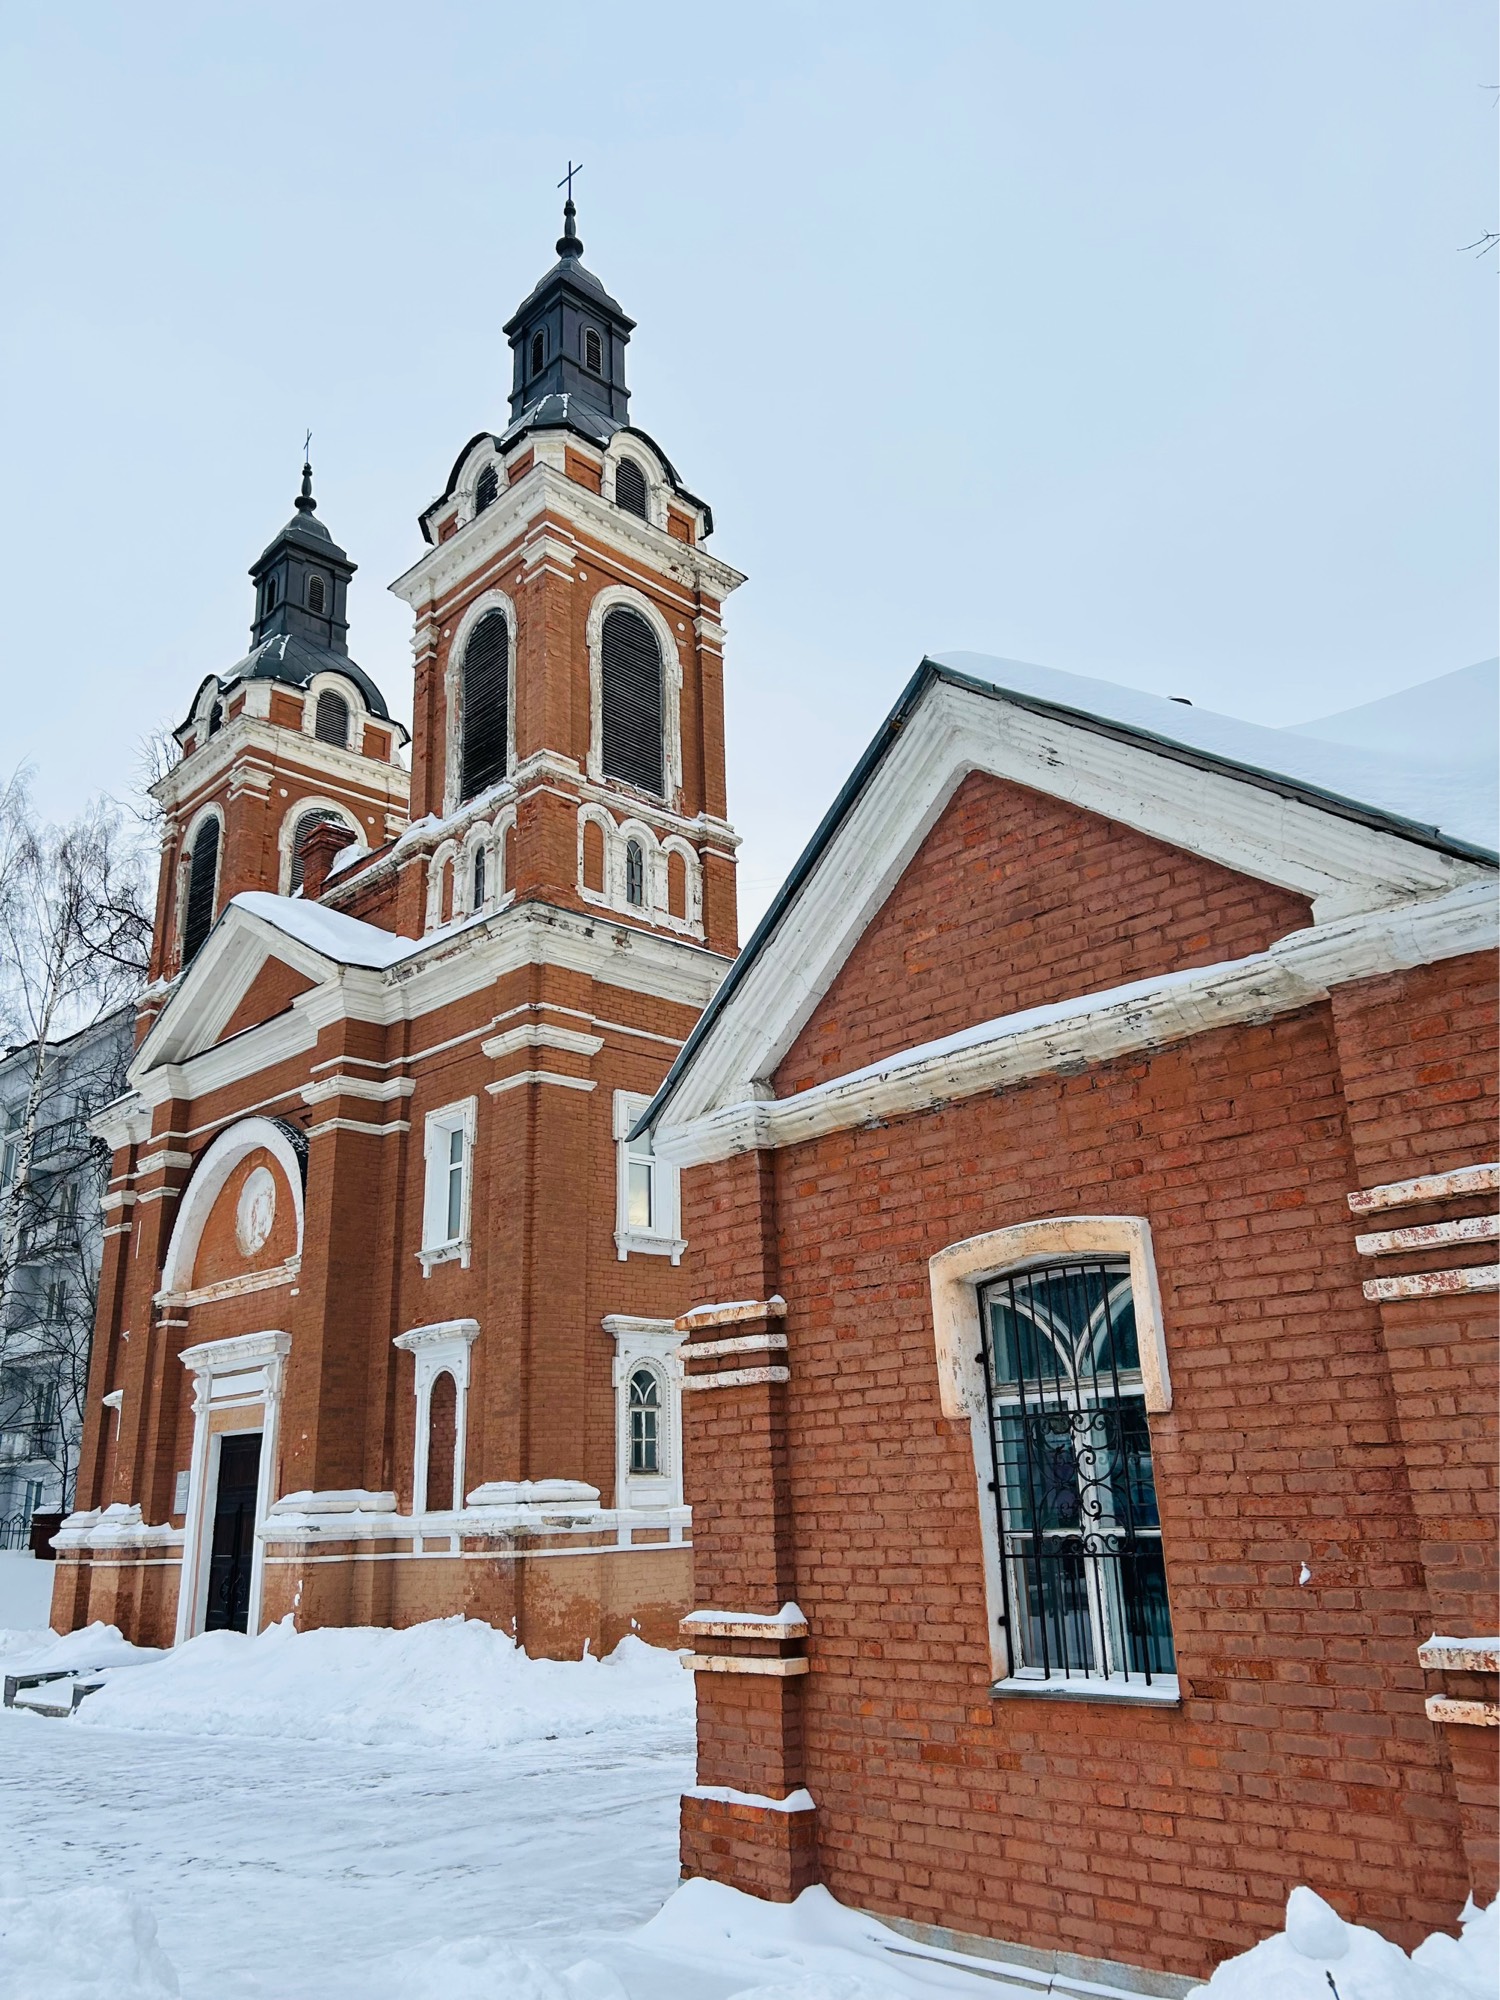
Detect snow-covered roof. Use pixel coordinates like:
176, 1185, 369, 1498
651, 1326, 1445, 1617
231, 892, 418, 970
933, 653, 1498, 857
638, 652, 1497, 1140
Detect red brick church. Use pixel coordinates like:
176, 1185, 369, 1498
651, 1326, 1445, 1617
645, 655, 1498, 1988
55, 196, 744, 1654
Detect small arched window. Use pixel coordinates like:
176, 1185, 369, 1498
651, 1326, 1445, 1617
601, 606, 664, 796
459, 611, 510, 802
181, 818, 220, 965
628, 1367, 660, 1475
314, 690, 350, 748
471, 844, 486, 910
614, 458, 648, 520
263, 574, 279, 613
474, 464, 499, 515
624, 838, 646, 908
425, 1370, 458, 1514
584, 328, 603, 374
289, 809, 342, 893
529, 329, 546, 376
207, 701, 224, 738
306, 574, 327, 614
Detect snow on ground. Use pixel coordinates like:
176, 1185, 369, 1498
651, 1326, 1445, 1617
0, 1549, 58, 1635
0, 1620, 1491, 2000
1183, 1885, 1497, 1999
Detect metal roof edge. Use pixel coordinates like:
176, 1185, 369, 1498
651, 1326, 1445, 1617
633, 656, 1498, 1141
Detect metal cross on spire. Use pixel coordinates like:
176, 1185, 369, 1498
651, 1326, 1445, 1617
557, 160, 583, 201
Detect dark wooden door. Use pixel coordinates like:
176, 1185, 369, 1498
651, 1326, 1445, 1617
204, 1432, 262, 1633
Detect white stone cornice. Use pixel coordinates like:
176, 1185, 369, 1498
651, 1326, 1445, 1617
481, 1024, 604, 1060
130, 898, 730, 1101
657, 678, 1496, 1129
388, 460, 746, 610
654, 879, 1499, 1168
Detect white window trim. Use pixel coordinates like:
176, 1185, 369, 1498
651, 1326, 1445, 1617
584, 585, 683, 804
301, 671, 366, 743
277, 796, 363, 895
443, 588, 519, 817
927, 1216, 1174, 1691
613, 1090, 684, 1264
603, 1314, 683, 1510
419, 1098, 477, 1273
393, 1318, 478, 1519
175, 802, 225, 962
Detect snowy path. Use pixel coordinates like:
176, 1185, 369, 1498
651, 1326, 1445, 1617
0, 1707, 730, 1998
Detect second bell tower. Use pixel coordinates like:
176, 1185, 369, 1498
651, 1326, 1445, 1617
383, 195, 744, 958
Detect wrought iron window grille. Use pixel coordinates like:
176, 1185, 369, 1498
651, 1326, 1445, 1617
979, 1259, 1175, 1690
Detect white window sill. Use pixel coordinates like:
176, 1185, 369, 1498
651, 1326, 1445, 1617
614, 1229, 686, 1266
991, 1673, 1180, 1707
417, 1241, 470, 1277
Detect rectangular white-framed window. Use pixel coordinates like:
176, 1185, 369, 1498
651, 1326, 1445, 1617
419, 1098, 477, 1274
612, 1091, 684, 1264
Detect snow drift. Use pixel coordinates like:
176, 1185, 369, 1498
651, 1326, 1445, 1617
76, 1615, 691, 1754
1184, 1886, 1498, 1999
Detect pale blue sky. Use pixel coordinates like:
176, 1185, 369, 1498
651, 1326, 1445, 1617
2, 2, 1494, 922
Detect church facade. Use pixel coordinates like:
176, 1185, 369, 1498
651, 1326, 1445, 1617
54, 199, 742, 1655
646, 658, 1498, 1988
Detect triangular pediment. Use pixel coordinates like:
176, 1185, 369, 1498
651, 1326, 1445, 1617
652, 660, 1495, 1133
131, 904, 345, 1082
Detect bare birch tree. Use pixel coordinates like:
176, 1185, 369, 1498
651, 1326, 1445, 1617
0, 772, 152, 1519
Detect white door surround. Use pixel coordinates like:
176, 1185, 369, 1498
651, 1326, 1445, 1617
174, 1330, 291, 1645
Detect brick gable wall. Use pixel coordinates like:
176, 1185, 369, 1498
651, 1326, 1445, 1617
777, 769, 1313, 1095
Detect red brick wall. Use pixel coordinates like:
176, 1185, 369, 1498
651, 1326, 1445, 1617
777, 771, 1312, 1094
683, 996, 1484, 1976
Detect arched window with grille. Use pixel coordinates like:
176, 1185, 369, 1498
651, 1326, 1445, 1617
584, 328, 603, 374
474, 464, 499, 515
458, 611, 509, 802
471, 843, 486, 911
614, 458, 648, 520
624, 838, 646, 908
314, 690, 349, 747
977, 1259, 1175, 1689
181, 818, 220, 965
306, 574, 327, 614
289, 809, 342, 893
600, 607, 663, 796
628, 1367, 661, 1475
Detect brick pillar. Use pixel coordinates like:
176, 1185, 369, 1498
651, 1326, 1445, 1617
1328, 959, 1499, 1905
676, 1151, 818, 1901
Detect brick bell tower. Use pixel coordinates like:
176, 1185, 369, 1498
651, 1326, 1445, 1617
383, 190, 744, 956
143, 463, 411, 1016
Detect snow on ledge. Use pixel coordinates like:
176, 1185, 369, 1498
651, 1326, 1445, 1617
685, 1784, 816, 1813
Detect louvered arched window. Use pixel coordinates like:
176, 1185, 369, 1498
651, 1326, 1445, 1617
474, 464, 499, 515
600, 608, 663, 796
289, 809, 342, 893
614, 458, 648, 520
314, 690, 349, 747
306, 574, 327, 613
181, 818, 220, 965
529, 329, 545, 376
584, 328, 603, 374
459, 612, 510, 802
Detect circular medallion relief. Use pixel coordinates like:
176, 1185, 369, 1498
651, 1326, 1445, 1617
235, 1165, 278, 1258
